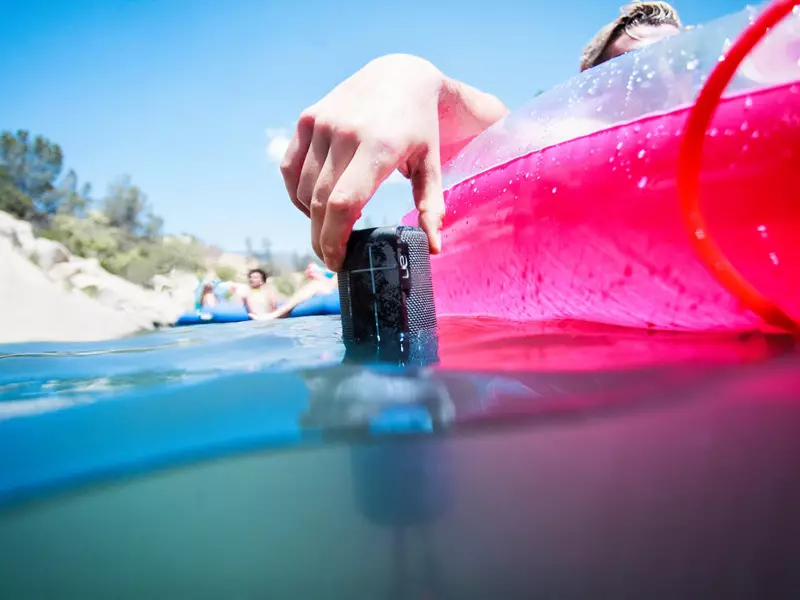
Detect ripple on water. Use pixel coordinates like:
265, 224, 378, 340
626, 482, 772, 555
0, 317, 345, 418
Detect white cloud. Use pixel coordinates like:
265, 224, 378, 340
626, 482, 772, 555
265, 129, 291, 163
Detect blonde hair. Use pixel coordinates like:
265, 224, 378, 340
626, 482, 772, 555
580, 2, 683, 72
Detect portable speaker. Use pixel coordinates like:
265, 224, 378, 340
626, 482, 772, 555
338, 226, 439, 366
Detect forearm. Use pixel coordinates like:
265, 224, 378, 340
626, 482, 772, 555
271, 284, 319, 319
437, 76, 509, 163
270, 303, 297, 319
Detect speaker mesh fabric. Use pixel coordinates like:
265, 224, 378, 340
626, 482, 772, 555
399, 226, 437, 333
338, 272, 354, 341
399, 227, 438, 365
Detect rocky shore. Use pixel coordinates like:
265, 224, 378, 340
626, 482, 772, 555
0, 211, 198, 344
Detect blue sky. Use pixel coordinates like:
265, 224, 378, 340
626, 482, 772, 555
1, 0, 746, 253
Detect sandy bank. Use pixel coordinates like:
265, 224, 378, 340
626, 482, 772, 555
0, 237, 144, 344
0, 211, 196, 345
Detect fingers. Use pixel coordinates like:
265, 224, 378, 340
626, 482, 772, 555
318, 142, 398, 270
310, 134, 359, 261
410, 144, 445, 254
296, 128, 331, 218
280, 114, 315, 217
283, 104, 445, 269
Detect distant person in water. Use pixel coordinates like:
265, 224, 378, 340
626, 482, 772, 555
279, 2, 686, 270
241, 268, 278, 319
260, 262, 337, 320
199, 281, 217, 309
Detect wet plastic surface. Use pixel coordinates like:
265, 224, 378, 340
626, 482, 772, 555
403, 3, 800, 331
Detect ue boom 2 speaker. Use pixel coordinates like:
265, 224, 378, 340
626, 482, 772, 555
338, 226, 439, 367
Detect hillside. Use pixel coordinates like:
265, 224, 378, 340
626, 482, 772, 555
0, 129, 317, 343
0, 210, 198, 343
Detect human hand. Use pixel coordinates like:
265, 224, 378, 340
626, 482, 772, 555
305, 262, 325, 281
281, 54, 447, 271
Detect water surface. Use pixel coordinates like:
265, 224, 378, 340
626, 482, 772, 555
1, 317, 799, 599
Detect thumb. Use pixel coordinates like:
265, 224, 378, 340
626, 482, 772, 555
410, 143, 445, 254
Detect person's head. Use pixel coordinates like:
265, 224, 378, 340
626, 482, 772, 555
580, 2, 683, 72
248, 268, 267, 288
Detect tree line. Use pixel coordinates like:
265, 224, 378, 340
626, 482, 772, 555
0, 129, 206, 286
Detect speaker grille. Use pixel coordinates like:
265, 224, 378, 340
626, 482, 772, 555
338, 272, 354, 341
400, 226, 437, 333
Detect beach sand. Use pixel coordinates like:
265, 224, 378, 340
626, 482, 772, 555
0, 237, 143, 345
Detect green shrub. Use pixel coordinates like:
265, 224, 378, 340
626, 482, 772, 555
215, 265, 237, 282
272, 275, 298, 297
82, 285, 99, 299
0, 174, 34, 220
40, 212, 206, 287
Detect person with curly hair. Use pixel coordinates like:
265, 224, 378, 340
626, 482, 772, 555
580, 2, 683, 72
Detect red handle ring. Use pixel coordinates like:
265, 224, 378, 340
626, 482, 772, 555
677, 0, 800, 334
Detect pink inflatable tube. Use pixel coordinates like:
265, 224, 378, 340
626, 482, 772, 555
402, 0, 800, 333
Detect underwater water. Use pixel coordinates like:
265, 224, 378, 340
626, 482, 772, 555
1, 316, 800, 599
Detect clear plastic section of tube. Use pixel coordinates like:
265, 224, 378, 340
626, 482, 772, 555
443, 1, 800, 190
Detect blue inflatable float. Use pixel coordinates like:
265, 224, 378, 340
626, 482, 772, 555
174, 303, 251, 327
285, 290, 341, 318
174, 291, 341, 327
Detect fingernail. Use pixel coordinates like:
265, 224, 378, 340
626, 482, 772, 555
431, 229, 442, 254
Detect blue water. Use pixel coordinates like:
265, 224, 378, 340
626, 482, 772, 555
0, 316, 348, 420
1, 318, 800, 599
